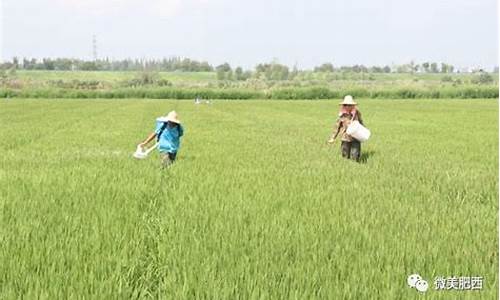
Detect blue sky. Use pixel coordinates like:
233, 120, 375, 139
1, 0, 498, 69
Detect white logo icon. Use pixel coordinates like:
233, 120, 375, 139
415, 279, 429, 292
407, 274, 422, 288
407, 274, 428, 293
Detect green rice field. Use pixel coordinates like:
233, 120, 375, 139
0, 99, 498, 299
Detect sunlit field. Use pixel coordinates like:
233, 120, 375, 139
1, 99, 497, 299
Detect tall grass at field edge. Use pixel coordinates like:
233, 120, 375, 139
0, 85, 498, 99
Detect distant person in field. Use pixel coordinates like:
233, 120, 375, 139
139, 111, 184, 167
328, 95, 364, 162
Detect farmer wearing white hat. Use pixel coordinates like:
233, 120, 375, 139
139, 111, 184, 167
328, 95, 364, 162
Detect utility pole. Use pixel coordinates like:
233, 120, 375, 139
92, 35, 98, 61
0, 0, 3, 64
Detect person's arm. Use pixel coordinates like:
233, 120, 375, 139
357, 111, 364, 125
140, 132, 157, 147
328, 119, 342, 143
140, 121, 163, 146
178, 125, 184, 137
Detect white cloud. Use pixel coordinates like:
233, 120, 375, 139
151, 0, 182, 17
54, 0, 210, 17
55, 0, 130, 15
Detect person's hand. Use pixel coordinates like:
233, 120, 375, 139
327, 138, 335, 144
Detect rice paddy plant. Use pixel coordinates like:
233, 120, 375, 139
0, 99, 497, 299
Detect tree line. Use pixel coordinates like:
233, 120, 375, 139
0, 57, 477, 81
1, 57, 213, 72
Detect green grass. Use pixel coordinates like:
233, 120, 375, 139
0, 99, 498, 299
2, 85, 498, 100
14, 70, 216, 83
14, 70, 496, 83
3, 70, 498, 99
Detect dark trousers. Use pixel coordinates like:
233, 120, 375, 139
341, 140, 361, 162
160, 152, 177, 167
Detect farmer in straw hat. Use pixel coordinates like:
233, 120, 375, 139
139, 111, 184, 167
328, 95, 364, 162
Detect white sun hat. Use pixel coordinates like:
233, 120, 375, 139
157, 110, 181, 124
339, 95, 357, 105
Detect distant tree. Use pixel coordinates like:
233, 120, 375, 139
22, 58, 30, 70
441, 63, 448, 73
413, 64, 420, 73
383, 65, 391, 73
396, 64, 412, 73
314, 63, 334, 73
30, 58, 38, 70
273, 64, 289, 80
216, 63, 232, 80
216, 63, 231, 73
2, 56, 218, 72
430, 62, 439, 73
199, 61, 213, 72
255, 63, 289, 80
234, 67, 251, 81
216, 68, 226, 80
422, 62, 430, 73
42, 58, 55, 70
351, 65, 368, 73
54, 58, 74, 71
409, 61, 416, 74
80, 61, 98, 71
226, 70, 234, 81
234, 67, 243, 80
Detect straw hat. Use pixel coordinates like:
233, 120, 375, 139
339, 95, 357, 106
157, 110, 181, 124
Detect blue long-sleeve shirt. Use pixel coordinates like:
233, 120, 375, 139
155, 121, 184, 153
